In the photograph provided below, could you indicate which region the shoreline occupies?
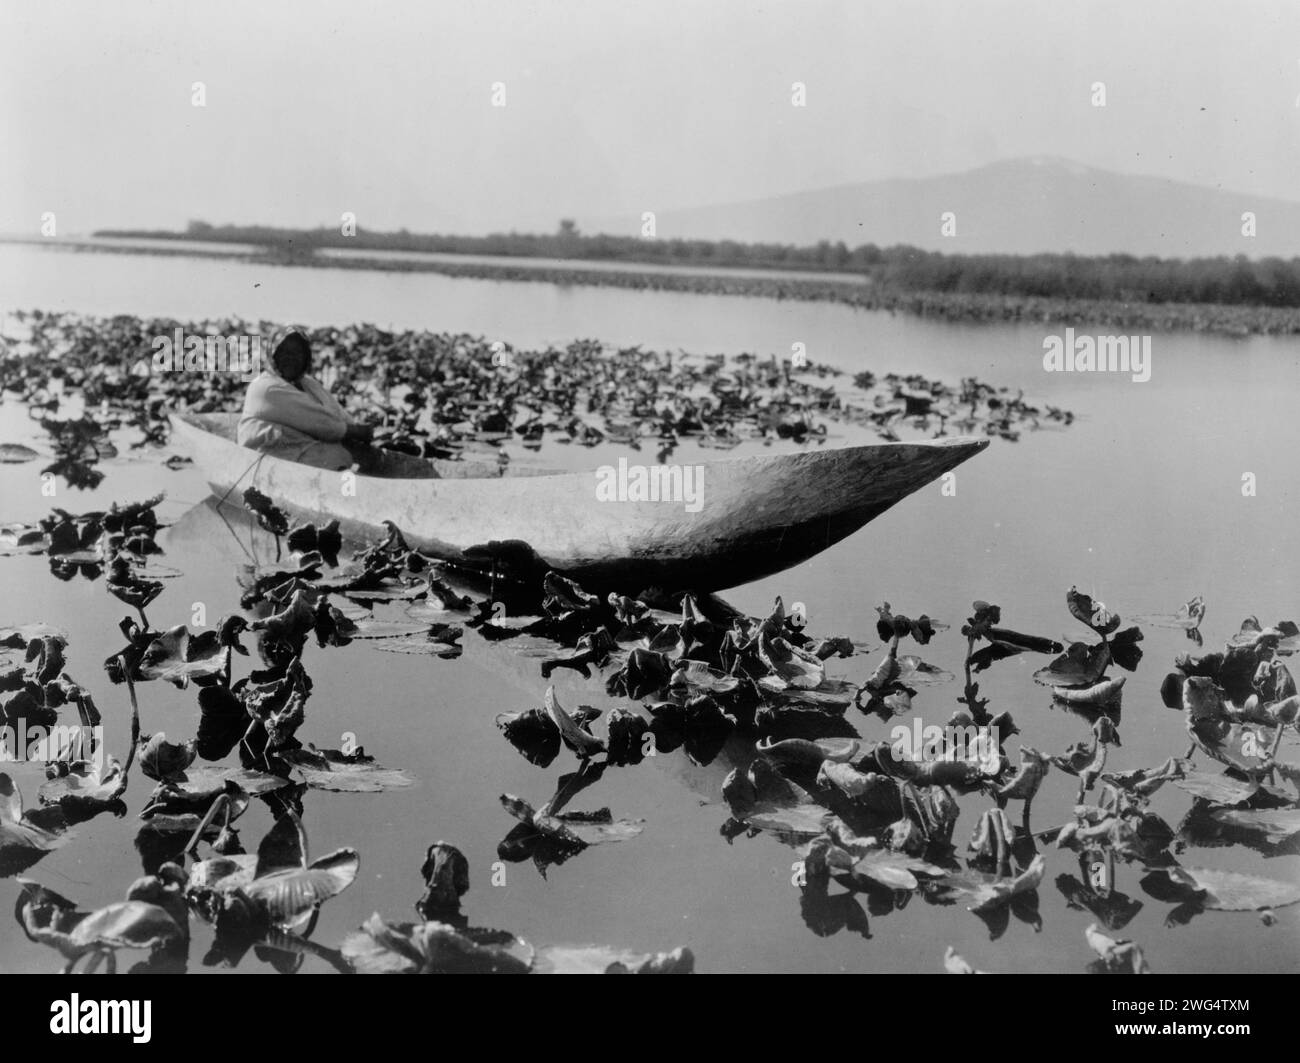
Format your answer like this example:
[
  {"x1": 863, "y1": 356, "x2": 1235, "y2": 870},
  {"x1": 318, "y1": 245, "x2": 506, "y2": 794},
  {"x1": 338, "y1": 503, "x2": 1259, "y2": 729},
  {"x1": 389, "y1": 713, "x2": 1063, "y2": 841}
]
[{"x1": 10, "y1": 237, "x2": 1300, "y2": 337}]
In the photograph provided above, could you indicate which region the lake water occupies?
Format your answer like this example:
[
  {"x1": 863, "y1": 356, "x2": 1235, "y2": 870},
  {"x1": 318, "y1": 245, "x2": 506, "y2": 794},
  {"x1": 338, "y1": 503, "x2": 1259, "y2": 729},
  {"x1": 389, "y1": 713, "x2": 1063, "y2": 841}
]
[{"x1": 1, "y1": 241, "x2": 1297, "y2": 973}]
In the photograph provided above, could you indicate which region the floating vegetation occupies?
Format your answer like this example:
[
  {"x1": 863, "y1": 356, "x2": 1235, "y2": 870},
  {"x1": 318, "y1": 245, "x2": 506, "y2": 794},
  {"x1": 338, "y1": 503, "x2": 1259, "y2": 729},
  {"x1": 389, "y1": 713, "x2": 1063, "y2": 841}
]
[
  {"x1": 0, "y1": 321, "x2": 1294, "y2": 971},
  {"x1": 1, "y1": 310, "x2": 1073, "y2": 493}
]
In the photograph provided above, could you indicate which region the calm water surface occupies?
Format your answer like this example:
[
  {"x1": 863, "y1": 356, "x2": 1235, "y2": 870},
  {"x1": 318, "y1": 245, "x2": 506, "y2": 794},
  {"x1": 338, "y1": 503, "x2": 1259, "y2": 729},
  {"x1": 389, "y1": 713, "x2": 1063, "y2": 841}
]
[{"x1": 0, "y1": 243, "x2": 1297, "y2": 973}]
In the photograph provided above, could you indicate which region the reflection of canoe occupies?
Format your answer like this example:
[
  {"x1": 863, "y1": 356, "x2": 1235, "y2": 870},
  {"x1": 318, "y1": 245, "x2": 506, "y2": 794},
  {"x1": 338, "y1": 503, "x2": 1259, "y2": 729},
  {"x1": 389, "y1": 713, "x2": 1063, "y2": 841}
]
[{"x1": 169, "y1": 412, "x2": 987, "y2": 592}]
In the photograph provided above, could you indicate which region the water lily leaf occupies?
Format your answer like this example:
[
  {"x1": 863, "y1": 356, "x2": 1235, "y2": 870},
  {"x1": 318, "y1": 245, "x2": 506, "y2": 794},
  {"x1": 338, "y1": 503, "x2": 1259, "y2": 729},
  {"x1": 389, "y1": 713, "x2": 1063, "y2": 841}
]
[
  {"x1": 187, "y1": 854, "x2": 259, "y2": 895},
  {"x1": 137, "y1": 625, "x2": 232, "y2": 687},
  {"x1": 0, "y1": 524, "x2": 49, "y2": 555},
  {"x1": 14, "y1": 878, "x2": 87, "y2": 958},
  {"x1": 280, "y1": 746, "x2": 415, "y2": 792},
  {"x1": 996, "y1": 747, "x2": 1050, "y2": 802},
  {"x1": 894, "y1": 656, "x2": 955, "y2": 687},
  {"x1": 944, "y1": 854, "x2": 1047, "y2": 911},
  {"x1": 757, "y1": 736, "x2": 860, "y2": 770},
  {"x1": 943, "y1": 946, "x2": 986, "y2": 973},
  {"x1": 607, "y1": 647, "x2": 672, "y2": 699},
  {"x1": 138, "y1": 732, "x2": 197, "y2": 782},
  {"x1": 983, "y1": 627, "x2": 1065, "y2": 655},
  {"x1": 350, "y1": 616, "x2": 448, "y2": 641},
  {"x1": 530, "y1": 944, "x2": 694, "y2": 974},
  {"x1": 286, "y1": 518, "x2": 342, "y2": 561},
  {"x1": 170, "y1": 765, "x2": 290, "y2": 796},
  {"x1": 1162, "y1": 866, "x2": 1300, "y2": 911},
  {"x1": 37, "y1": 758, "x2": 127, "y2": 811},
  {"x1": 342, "y1": 914, "x2": 533, "y2": 974},
  {"x1": 816, "y1": 762, "x2": 902, "y2": 815},
  {"x1": 251, "y1": 589, "x2": 316, "y2": 643},
  {"x1": 67, "y1": 900, "x2": 183, "y2": 951},
  {"x1": 1187, "y1": 718, "x2": 1272, "y2": 776},
  {"x1": 759, "y1": 677, "x2": 857, "y2": 711},
  {"x1": 1, "y1": 773, "x2": 68, "y2": 870},
  {"x1": 1085, "y1": 922, "x2": 1150, "y2": 974},
  {"x1": 849, "y1": 849, "x2": 946, "y2": 891},
  {"x1": 405, "y1": 599, "x2": 471, "y2": 625},
  {"x1": 1053, "y1": 676, "x2": 1125, "y2": 708},
  {"x1": 500, "y1": 793, "x2": 642, "y2": 849},
  {"x1": 1067, "y1": 586, "x2": 1121, "y2": 636},
  {"x1": 1109, "y1": 626, "x2": 1145, "y2": 672},
  {"x1": 544, "y1": 686, "x2": 605, "y2": 758},
  {"x1": 757, "y1": 630, "x2": 824, "y2": 689},
  {"x1": 0, "y1": 624, "x2": 66, "y2": 659},
  {"x1": 370, "y1": 630, "x2": 463, "y2": 657},
  {"x1": 1209, "y1": 808, "x2": 1300, "y2": 845},
  {"x1": 243, "y1": 486, "x2": 289, "y2": 537},
  {"x1": 496, "y1": 707, "x2": 562, "y2": 767},
  {"x1": 0, "y1": 443, "x2": 41, "y2": 463},
  {"x1": 723, "y1": 759, "x2": 833, "y2": 838},
  {"x1": 1229, "y1": 618, "x2": 1300, "y2": 655},
  {"x1": 1131, "y1": 597, "x2": 1206, "y2": 632},
  {"x1": 1034, "y1": 641, "x2": 1111, "y2": 687},
  {"x1": 1101, "y1": 757, "x2": 1190, "y2": 797},
  {"x1": 808, "y1": 636, "x2": 858, "y2": 660},
  {"x1": 670, "y1": 659, "x2": 741, "y2": 694},
  {"x1": 241, "y1": 848, "x2": 360, "y2": 927},
  {"x1": 1171, "y1": 771, "x2": 1259, "y2": 806},
  {"x1": 533, "y1": 810, "x2": 644, "y2": 846},
  {"x1": 874, "y1": 603, "x2": 947, "y2": 645}
]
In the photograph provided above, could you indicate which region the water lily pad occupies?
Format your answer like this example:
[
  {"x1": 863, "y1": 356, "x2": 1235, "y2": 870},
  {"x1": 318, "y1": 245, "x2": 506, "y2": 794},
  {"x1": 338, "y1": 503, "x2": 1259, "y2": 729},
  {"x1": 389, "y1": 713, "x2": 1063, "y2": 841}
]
[
  {"x1": 1, "y1": 773, "x2": 68, "y2": 874},
  {"x1": 544, "y1": 686, "x2": 605, "y2": 758},
  {"x1": 37, "y1": 758, "x2": 127, "y2": 811},
  {"x1": 242, "y1": 848, "x2": 360, "y2": 927},
  {"x1": 943, "y1": 946, "x2": 986, "y2": 973},
  {"x1": 1085, "y1": 922, "x2": 1150, "y2": 974},
  {"x1": 758, "y1": 630, "x2": 824, "y2": 689},
  {"x1": 848, "y1": 849, "x2": 946, "y2": 891},
  {"x1": 170, "y1": 765, "x2": 291, "y2": 796},
  {"x1": 500, "y1": 793, "x2": 643, "y2": 849},
  {"x1": 670, "y1": 659, "x2": 741, "y2": 694},
  {"x1": 1034, "y1": 642, "x2": 1111, "y2": 687},
  {"x1": 342, "y1": 914, "x2": 534, "y2": 974},
  {"x1": 531, "y1": 944, "x2": 694, "y2": 974},
  {"x1": 1162, "y1": 866, "x2": 1300, "y2": 911},
  {"x1": 1208, "y1": 808, "x2": 1300, "y2": 845},
  {"x1": 1171, "y1": 771, "x2": 1258, "y2": 806},
  {"x1": 0, "y1": 443, "x2": 41, "y2": 463},
  {"x1": 68, "y1": 900, "x2": 184, "y2": 951},
  {"x1": 281, "y1": 746, "x2": 415, "y2": 793},
  {"x1": 943, "y1": 854, "x2": 1047, "y2": 912}
]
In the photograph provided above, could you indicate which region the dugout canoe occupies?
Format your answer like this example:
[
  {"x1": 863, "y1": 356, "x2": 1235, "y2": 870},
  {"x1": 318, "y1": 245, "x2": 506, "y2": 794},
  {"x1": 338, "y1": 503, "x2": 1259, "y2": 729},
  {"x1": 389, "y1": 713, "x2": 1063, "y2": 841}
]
[{"x1": 169, "y1": 412, "x2": 988, "y2": 592}]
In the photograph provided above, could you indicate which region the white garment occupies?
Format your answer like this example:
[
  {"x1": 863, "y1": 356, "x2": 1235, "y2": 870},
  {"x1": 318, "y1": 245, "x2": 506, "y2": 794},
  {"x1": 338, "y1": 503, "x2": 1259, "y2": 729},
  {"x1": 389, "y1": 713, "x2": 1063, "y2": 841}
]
[{"x1": 238, "y1": 371, "x2": 353, "y2": 470}]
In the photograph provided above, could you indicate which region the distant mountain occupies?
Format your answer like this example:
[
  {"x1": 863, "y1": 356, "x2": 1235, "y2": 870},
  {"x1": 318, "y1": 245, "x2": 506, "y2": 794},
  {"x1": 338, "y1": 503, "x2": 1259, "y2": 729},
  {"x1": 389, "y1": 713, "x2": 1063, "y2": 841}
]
[{"x1": 589, "y1": 157, "x2": 1300, "y2": 259}]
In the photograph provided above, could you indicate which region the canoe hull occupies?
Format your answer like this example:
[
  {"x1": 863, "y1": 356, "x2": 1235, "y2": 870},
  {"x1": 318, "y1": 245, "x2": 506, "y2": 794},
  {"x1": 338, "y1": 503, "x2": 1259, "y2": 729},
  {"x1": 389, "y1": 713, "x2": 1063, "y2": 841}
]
[{"x1": 168, "y1": 413, "x2": 987, "y2": 592}]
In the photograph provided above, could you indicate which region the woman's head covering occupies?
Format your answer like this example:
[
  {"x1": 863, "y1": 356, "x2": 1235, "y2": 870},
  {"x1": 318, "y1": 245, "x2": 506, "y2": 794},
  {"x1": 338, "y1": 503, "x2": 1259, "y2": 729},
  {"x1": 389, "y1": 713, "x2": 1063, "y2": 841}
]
[{"x1": 265, "y1": 326, "x2": 311, "y2": 378}]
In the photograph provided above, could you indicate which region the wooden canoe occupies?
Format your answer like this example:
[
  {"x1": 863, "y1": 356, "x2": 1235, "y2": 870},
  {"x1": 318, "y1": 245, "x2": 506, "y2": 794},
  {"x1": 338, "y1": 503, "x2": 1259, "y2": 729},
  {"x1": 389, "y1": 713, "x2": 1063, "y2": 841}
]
[{"x1": 168, "y1": 412, "x2": 987, "y2": 592}]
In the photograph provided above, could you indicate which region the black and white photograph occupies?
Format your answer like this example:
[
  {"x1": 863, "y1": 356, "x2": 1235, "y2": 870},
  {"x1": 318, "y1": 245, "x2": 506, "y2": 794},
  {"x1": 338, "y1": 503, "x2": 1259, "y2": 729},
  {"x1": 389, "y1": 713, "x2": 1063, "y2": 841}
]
[{"x1": 0, "y1": 0, "x2": 1297, "y2": 1008}]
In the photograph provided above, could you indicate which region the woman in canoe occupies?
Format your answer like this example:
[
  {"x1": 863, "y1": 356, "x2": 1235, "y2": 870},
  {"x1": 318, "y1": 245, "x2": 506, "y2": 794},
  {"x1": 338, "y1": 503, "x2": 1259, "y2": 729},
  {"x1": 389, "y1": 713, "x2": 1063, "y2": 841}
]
[{"x1": 238, "y1": 326, "x2": 374, "y2": 470}]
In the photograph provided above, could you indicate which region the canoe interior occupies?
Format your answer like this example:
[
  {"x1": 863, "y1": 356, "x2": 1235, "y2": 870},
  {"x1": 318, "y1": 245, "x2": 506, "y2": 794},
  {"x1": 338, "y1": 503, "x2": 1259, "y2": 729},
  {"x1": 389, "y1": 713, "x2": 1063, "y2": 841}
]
[{"x1": 187, "y1": 412, "x2": 546, "y2": 480}]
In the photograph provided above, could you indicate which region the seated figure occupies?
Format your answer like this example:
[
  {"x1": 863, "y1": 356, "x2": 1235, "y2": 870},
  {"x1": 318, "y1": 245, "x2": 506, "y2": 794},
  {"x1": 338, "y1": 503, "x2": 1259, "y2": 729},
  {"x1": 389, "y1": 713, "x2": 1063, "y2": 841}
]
[{"x1": 238, "y1": 326, "x2": 373, "y2": 470}]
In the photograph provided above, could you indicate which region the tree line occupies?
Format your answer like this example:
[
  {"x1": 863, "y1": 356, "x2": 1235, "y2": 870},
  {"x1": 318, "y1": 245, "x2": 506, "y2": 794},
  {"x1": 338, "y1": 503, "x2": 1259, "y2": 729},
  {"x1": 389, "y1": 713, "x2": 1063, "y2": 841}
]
[{"x1": 90, "y1": 220, "x2": 1300, "y2": 308}]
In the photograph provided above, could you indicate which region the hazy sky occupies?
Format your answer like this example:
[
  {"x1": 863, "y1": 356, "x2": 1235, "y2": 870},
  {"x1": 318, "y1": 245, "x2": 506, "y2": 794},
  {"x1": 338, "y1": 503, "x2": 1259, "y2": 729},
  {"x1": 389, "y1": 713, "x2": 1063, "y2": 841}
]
[{"x1": 3, "y1": 0, "x2": 1299, "y2": 236}]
